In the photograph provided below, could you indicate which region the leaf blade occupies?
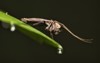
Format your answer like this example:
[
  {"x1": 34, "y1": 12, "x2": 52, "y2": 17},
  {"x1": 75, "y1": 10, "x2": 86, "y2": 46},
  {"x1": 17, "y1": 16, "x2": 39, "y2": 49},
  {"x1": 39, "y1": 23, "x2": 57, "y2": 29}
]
[{"x1": 0, "y1": 11, "x2": 63, "y2": 53}]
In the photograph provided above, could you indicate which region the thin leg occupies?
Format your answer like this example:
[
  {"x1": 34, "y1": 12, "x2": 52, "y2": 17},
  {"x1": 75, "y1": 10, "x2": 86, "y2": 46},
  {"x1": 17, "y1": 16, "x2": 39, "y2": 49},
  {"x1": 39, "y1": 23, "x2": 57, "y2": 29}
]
[
  {"x1": 32, "y1": 22, "x2": 42, "y2": 26},
  {"x1": 50, "y1": 32, "x2": 54, "y2": 39}
]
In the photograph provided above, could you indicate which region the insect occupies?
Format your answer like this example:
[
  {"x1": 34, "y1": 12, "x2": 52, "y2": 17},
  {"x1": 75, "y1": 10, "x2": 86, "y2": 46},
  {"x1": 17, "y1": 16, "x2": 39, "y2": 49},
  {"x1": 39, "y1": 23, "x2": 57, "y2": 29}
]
[{"x1": 21, "y1": 18, "x2": 93, "y2": 43}]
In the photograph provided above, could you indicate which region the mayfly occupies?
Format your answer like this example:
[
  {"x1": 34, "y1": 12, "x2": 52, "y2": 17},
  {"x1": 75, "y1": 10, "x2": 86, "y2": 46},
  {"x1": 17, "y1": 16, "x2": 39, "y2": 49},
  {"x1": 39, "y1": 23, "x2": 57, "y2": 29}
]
[{"x1": 21, "y1": 18, "x2": 93, "y2": 43}]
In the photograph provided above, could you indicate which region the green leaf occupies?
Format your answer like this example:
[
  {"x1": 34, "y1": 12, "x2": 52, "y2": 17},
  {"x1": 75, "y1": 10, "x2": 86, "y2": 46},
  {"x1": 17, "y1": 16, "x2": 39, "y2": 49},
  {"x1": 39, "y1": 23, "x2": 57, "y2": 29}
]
[{"x1": 0, "y1": 11, "x2": 63, "y2": 54}]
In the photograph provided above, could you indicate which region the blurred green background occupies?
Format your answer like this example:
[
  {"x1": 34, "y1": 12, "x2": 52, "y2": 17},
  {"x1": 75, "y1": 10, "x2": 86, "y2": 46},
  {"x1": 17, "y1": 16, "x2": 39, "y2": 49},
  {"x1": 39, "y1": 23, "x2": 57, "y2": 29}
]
[{"x1": 0, "y1": 0, "x2": 97, "y2": 63}]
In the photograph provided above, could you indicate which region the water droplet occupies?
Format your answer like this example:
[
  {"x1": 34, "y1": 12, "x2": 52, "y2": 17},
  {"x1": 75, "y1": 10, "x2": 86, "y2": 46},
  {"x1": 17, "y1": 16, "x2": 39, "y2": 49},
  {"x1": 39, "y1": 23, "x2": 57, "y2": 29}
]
[
  {"x1": 11, "y1": 25, "x2": 15, "y2": 32},
  {"x1": 10, "y1": 22, "x2": 15, "y2": 32},
  {"x1": 58, "y1": 48, "x2": 62, "y2": 54}
]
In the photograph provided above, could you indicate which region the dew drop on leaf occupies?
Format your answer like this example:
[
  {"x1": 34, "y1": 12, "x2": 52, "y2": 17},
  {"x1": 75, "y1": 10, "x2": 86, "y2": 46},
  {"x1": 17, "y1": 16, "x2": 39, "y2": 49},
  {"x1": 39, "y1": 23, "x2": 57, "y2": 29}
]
[
  {"x1": 10, "y1": 22, "x2": 15, "y2": 32},
  {"x1": 10, "y1": 25, "x2": 15, "y2": 32},
  {"x1": 58, "y1": 48, "x2": 62, "y2": 54}
]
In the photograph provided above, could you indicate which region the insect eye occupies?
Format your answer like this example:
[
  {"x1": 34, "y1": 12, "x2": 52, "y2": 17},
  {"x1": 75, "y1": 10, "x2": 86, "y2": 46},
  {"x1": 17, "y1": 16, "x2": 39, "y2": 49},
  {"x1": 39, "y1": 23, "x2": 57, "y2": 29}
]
[{"x1": 55, "y1": 23, "x2": 61, "y2": 28}]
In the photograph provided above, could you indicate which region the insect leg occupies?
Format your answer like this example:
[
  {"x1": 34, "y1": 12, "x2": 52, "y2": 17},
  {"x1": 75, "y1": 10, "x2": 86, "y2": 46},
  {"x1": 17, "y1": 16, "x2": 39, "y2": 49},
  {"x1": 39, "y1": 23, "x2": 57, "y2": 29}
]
[
  {"x1": 59, "y1": 22, "x2": 93, "y2": 43},
  {"x1": 32, "y1": 22, "x2": 43, "y2": 26},
  {"x1": 50, "y1": 32, "x2": 54, "y2": 39}
]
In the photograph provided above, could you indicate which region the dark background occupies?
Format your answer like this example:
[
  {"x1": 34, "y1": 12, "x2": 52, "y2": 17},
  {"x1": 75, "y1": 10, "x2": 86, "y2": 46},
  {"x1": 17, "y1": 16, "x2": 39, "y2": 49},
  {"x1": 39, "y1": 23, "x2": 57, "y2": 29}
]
[{"x1": 0, "y1": 0, "x2": 98, "y2": 63}]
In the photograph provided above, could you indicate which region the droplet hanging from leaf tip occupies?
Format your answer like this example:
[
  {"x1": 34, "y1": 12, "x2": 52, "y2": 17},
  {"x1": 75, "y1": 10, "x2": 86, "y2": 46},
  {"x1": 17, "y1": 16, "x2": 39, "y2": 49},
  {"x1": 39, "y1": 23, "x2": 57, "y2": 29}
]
[{"x1": 58, "y1": 48, "x2": 62, "y2": 54}]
